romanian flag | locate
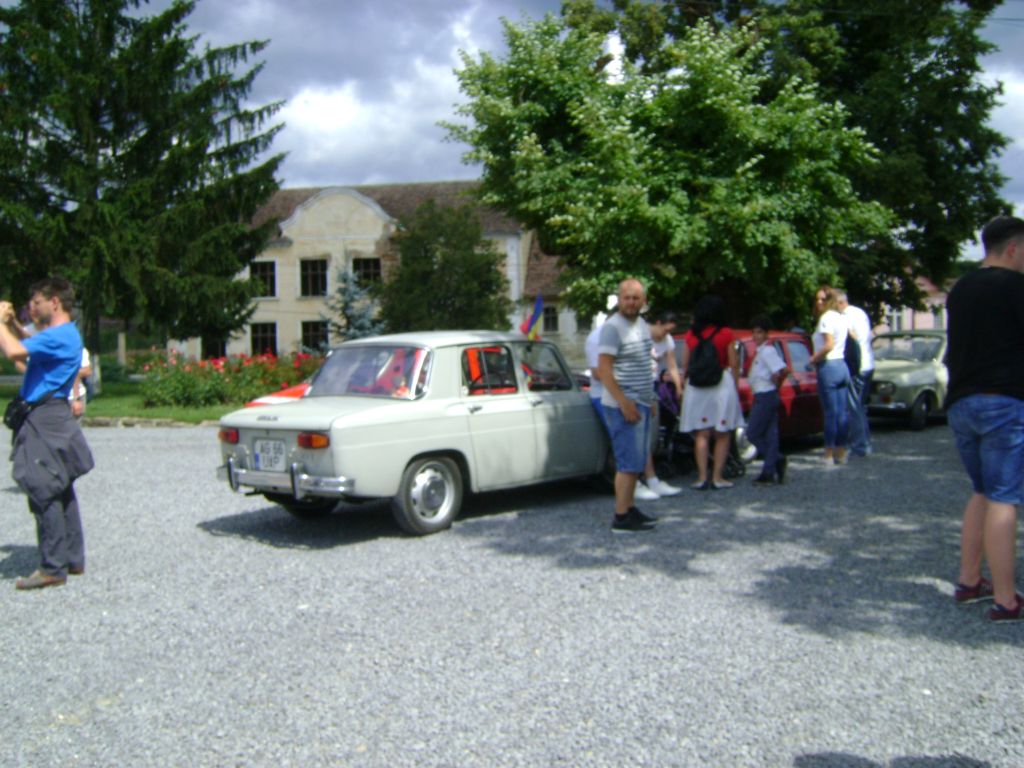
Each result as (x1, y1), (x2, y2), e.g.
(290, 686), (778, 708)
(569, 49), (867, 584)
(519, 294), (543, 340)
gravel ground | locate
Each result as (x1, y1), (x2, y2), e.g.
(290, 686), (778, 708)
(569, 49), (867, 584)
(0, 421), (1021, 768)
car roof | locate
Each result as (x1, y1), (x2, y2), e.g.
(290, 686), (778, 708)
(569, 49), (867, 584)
(333, 330), (538, 349)
(674, 328), (809, 341)
(875, 329), (946, 337)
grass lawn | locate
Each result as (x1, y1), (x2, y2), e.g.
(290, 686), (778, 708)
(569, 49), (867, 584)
(0, 381), (242, 424)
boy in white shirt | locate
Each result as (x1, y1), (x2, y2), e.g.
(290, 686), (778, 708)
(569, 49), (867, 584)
(747, 315), (790, 485)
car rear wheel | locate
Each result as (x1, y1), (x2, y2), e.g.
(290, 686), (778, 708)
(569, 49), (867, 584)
(263, 493), (338, 519)
(391, 456), (463, 535)
(909, 393), (932, 431)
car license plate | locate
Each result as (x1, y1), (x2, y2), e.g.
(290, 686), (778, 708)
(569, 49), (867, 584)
(253, 439), (287, 471)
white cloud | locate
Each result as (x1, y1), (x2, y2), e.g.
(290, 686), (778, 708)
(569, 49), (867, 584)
(275, 53), (470, 185)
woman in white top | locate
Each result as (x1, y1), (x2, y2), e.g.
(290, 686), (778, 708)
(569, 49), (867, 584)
(808, 285), (851, 463)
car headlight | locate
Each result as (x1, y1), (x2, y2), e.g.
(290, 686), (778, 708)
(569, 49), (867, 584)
(874, 381), (896, 396)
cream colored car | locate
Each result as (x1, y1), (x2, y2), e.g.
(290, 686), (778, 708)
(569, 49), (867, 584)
(867, 330), (948, 430)
(217, 331), (607, 534)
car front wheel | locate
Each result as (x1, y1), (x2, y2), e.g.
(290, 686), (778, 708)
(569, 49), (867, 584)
(391, 456), (463, 535)
(909, 393), (932, 431)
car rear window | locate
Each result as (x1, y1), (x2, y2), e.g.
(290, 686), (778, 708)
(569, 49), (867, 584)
(307, 345), (431, 398)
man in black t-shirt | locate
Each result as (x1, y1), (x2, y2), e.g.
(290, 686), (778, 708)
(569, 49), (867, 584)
(946, 215), (1024, 622)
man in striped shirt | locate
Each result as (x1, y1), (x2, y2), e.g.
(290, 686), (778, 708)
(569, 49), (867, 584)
(597, 278), (658, 533)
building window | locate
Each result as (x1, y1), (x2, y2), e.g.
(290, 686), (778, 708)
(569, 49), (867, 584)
(251, 322), (277, 357)
(202, 337), (226, 360)
(250, 261), (276, 297)
(301, 321), (330, 352)
(352, 257), (382, 284)
(542, 305), (559, 333)
(576, 313), (592, 333)
(300, 258), (328, 297)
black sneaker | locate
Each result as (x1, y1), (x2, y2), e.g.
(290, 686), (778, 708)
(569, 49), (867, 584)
(753, 472), (776, 486)
(630, 506), (658, 523)
(776, 456), (787, 484)
(611, 508), (657, 533)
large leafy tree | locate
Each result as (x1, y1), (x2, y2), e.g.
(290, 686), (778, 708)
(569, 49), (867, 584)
(377, 200), (513, 332)
(447, 14), (892, 321)
(0, 0), (284, 349)
(561, 0), (1009, 316)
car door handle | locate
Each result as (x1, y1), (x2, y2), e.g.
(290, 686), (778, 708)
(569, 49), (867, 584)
(529, 398), (543, 407)
(467, 404), (482, 413)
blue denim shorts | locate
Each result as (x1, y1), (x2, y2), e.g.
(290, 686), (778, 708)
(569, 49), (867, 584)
(590, 397), (610, 432)
(948, 395), (1024, 505)
(603, 402), (651, 474)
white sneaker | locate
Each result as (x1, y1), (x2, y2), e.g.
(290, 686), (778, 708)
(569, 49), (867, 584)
(634, 483), (660, 501)
(646, 478), (682, 497)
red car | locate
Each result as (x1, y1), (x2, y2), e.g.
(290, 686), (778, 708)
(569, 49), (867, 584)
(673, 329), (823, 439)
(245, 381), (310, 407)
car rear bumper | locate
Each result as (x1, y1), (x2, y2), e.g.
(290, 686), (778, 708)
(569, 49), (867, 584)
(217, 456), (354, 499)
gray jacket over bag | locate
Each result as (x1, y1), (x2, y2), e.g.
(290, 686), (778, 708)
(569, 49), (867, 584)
(11, 400), (94, 506)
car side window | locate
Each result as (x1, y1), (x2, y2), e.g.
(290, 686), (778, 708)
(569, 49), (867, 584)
(787, 340), (811, 371)
(518, 343), (573, 391)
(463, 346), (519, 396)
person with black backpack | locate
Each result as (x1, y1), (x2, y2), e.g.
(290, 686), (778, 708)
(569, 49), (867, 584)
(679, 295), (744, 490)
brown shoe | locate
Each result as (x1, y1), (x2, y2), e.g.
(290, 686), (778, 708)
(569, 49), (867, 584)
(15, 570), (67, 590)
(68, 566), (85, 576)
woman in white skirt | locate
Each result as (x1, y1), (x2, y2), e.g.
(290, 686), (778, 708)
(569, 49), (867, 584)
(679, 295), (744, 490)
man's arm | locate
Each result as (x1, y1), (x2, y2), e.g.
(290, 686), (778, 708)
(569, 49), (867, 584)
(0, 302), (29, 363)
(598, 352), (640, 422)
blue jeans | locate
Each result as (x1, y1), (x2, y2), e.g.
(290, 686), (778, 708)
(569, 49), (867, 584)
(747, 390), (781, 475)
(949, 395), (1024, 505)
(603, 403), (651, 474)
(847, 369), (873, 456)
(816, 359), (850, 449)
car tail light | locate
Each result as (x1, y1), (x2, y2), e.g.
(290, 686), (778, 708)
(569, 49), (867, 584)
(297, 432), (330, 449)
(218, 428), (239, 444)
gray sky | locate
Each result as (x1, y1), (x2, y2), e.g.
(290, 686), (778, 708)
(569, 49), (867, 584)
(167, 0), (1022, 248)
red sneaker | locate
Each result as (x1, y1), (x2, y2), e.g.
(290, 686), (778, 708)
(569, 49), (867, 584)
(954, 577), (994, 604)
(988, 594), (1024, 623)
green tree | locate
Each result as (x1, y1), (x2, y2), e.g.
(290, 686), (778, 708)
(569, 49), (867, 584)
(561, 0), (1009, 316)
(447, 15), (892, 321)
(323, 269), (384, 342)
(377, 200), (513, 332)
(0, 0), (283, 349)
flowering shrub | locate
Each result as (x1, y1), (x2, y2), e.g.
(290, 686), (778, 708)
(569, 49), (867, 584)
(140, 351), (323, 407)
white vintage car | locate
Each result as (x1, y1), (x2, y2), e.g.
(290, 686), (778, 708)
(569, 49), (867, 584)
(217, 331), (608, 534)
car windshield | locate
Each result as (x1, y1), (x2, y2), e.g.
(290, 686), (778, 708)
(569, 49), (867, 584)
(873, 335), (942, 363)
(306, 345), (432, 399)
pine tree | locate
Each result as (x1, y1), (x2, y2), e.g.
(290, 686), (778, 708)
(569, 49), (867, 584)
(323, 270), (384, 342)
(0, 0), (284, 349)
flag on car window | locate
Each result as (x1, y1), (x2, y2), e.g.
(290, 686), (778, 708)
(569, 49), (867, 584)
(519, 295), (543, 340)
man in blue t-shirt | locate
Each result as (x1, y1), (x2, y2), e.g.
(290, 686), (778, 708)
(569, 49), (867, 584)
(0, 277), (93, 590)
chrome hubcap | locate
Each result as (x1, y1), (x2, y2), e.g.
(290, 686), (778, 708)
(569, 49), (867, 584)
(409, 466), (450, 520)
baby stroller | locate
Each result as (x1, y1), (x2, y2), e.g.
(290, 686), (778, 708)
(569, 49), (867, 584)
(653, 375), (746, 481)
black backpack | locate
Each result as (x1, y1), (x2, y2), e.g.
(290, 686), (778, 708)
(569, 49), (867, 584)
(687, 327), (723, 388)
(843, 331), (861, 377)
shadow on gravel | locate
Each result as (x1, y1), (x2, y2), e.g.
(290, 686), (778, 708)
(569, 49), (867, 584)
(197, 500), (401, 549)
(452, 427), (1019, 647)
(0, 544), (38, 579)
(795, 751), (990, 767)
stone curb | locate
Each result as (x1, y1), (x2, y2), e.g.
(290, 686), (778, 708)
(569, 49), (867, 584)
(81, 417), (221, 428)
